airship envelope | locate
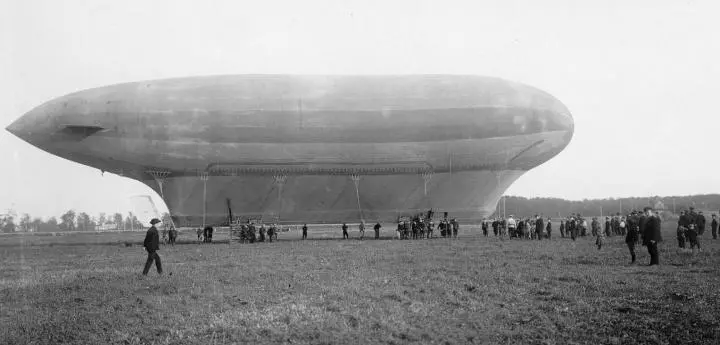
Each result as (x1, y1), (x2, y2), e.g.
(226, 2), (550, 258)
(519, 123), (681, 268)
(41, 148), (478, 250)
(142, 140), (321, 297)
(7, 75), (574, 226)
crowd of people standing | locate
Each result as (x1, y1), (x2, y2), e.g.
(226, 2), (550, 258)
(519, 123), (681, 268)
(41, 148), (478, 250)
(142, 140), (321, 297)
(481, 207), (664, 265)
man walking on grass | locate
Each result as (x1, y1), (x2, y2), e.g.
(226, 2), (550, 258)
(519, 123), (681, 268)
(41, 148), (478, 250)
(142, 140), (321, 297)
(142, 218), (162, 275)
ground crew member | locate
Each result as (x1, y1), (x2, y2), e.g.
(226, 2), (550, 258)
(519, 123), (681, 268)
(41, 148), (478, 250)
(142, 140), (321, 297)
(258, 224), (266, 242)
(687, 208), (700, 251)
(534, 215), (543, 240)
(569, 217), (577, 241)
(559, 220), (565, 238)
(625, 212), (640, 264)
(168, 227), (177, 246)
(604, 217), (611, 237)
(594, 217), (605, 250)
(591, 217), (600, 237)
(374, 222), (381, 239)
(248, 222), (256, 243)
(697, 211), (706, 237)
(203, 226), (214, 243)
(359, 221), (366, 240)
(142, 218), (163, 275)
(451, 219), (459, 238)
(302, 224), (308, 240)
(507, 215), (516, 238)
(711, 215), (718, 240)
(677, 211), (688, 248)
(342, 223), (349, 239)
(240, 224), (248, 243)
(196, 228), (202, 242)
(641, 206), (662, 265)
(546, 218), (552, 239)
(267, 224), (276, 243)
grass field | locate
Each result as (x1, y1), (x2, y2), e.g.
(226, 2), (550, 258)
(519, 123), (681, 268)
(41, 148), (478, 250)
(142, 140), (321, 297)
(1, 223), (719, 345)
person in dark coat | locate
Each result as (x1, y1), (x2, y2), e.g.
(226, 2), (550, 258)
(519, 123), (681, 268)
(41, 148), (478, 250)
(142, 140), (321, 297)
(697, 211), (706, 236)
(203, 226), (214, 243)
(711, 215), (718, 240)
(686, 208), (700, 251)
(342, 223), (349, 239)
(604, 217), (611, 237)
(534, 216), (544, 240)
(451, 219), (459, 238)
(142, 218), (163, 275)
(625, 211), (640, 263)
(302, 224), (308, 240)
(258, 224), (266, 242)
(641, 207), (662, 265)
(545, 218), (552, 239)
(559, 220), (565, 238)
(267, 224), (276, 243)
(374, 222), (381, 239)
(677, 211), (688, 248)
(168, 227), (177, 246)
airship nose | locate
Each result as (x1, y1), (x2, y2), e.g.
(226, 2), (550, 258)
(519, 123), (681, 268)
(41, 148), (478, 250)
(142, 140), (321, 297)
(5, 104), (55, 146)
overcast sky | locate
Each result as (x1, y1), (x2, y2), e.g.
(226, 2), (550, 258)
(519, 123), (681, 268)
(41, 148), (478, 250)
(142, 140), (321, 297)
(1, 0), (718, 220)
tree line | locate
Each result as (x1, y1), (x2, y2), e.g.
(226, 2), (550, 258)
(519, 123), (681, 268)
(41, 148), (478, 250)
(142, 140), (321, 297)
(492, 194), (720, 218)
(1, 210), (173, 233)
(3, 194), (719, 232)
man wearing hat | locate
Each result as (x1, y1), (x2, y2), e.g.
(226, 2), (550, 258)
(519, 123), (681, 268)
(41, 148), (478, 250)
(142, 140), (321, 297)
(641, 207), (662, 265)
(142, 218), (163, 275)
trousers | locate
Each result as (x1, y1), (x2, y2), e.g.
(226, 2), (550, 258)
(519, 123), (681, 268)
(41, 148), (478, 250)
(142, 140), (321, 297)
(627, 242), (636, 263)
(646, 242), (659, 265)
(143, 251), (162, 275)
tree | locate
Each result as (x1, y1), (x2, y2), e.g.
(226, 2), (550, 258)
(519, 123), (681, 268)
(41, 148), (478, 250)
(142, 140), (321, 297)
(1, 216), (15, 233)
(60, 210), (76, 231)
(0, 216), (15, 232)
(161, 212), (173, 229)
(132, 215), (143, 230)
(97, 213), (106, 228)
(113, 213), (124, 230)
(20, 213), (31, 232)
(46, 217), (58, 227)
(77, 212), (91, 231)
(124, 213), (136, 231)
(31, 217), (42, 232)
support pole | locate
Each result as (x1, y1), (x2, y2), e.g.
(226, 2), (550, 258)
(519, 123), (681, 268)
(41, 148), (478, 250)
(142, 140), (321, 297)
(503, 196), (506, 219)
(421, 171), (433, 196)
(350, 173), (363, 223)
(200, 172), (209, 229)
(146, 170), (171, 199)
(272, 172), (288, 223)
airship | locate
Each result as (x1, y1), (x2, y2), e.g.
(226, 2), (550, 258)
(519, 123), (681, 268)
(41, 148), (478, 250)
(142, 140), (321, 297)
(6, 75), (574, 226)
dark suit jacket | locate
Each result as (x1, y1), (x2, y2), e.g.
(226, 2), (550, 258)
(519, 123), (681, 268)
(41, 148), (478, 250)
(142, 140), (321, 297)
(535, 219), (544, 232)
(697, 215), (706, 233)
(642, 216), (662, 244)
(144, 226), (160, 251)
